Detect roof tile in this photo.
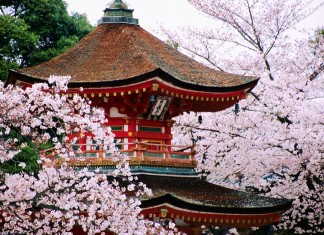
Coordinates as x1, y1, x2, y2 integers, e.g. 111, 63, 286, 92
16, 24, 258, 90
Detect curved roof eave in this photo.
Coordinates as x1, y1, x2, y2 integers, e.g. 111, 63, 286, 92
9, 68, 259, 94
137, 175, 293, 214
141, 193, 292, 214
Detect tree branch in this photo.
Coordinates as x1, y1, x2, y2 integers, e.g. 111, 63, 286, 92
309, 63, 324, 81
182, 124, 245, 138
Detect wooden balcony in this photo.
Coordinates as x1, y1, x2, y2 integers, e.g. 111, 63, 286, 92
42, 142, 197, 168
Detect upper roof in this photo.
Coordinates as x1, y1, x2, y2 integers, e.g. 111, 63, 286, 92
11, 23, 258, 92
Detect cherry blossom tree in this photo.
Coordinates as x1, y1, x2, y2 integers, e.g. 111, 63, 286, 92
167, 0, 324, 234
0, 76, 157, 234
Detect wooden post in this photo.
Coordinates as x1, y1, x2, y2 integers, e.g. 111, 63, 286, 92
191, 227, 202, 235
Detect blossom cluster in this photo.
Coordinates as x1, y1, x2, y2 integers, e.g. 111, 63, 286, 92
169, 0, 323, 233
0, 76, 155, 234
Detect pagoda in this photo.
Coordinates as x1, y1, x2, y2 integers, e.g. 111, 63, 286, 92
8, 1, 292, 234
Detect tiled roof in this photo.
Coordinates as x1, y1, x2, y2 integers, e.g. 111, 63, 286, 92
14, 24, 258, 92
139, 175, 292, 213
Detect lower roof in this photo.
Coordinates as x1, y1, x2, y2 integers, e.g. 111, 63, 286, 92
137, 174, 292, 214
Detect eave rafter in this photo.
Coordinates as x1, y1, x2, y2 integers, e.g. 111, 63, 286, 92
65, 79, 248, 102
17, 78, 247, 116
141, 204, 283, 229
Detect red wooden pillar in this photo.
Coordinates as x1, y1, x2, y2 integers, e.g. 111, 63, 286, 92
165, 120, 174, 154
78, 132, 87, 152
127, 118, 137, 157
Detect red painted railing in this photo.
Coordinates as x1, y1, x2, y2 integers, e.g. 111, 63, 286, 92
42, 142, 196, 167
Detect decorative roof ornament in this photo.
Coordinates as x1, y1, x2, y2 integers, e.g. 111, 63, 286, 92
98, 0, 139, 25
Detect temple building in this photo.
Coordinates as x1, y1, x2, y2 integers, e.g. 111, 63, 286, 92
7, 1, 292, 234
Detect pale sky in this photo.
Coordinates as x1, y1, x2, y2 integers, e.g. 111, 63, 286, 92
66, 0, 211, 30
65, 0, 324, 34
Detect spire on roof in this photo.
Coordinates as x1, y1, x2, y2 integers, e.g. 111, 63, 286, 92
108, 0, 128, 10
98, 0, 139, 25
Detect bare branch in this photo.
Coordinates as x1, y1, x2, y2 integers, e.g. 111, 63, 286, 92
309, 63, 324, 81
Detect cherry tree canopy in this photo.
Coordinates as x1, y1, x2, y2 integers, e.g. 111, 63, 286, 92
167, 0, 324, 233
0, 77, 159, 234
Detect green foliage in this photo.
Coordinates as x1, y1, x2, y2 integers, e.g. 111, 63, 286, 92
0, 146, 40, 175
0, 127, 55, 176
308, 27, 324, 81
67, 12, 94, 39
0, 59, 18, 82
314, 27, 324, 39
0, 15, 39, 80
39, 141, 55, 151
29, 35, 80, 65
0, 15, 39, 57
0, 0, 93, 81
